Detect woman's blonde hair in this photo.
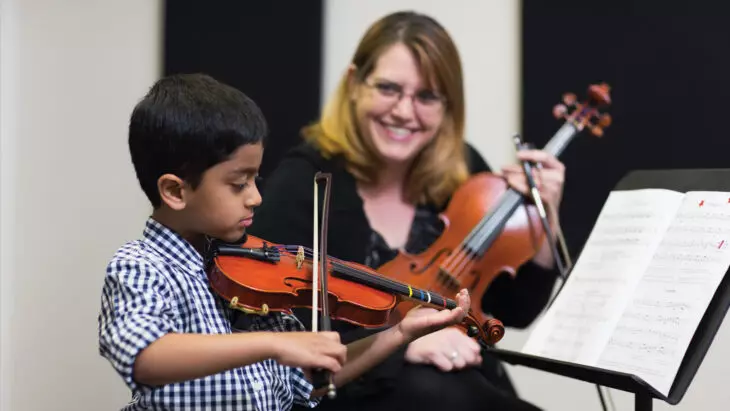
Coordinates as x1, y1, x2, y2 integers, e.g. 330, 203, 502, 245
302, 11, 469, 207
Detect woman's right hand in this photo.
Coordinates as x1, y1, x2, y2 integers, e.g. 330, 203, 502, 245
404, 327, 482, 371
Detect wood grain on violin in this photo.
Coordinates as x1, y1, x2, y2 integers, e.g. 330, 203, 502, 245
381, 84, 612, 327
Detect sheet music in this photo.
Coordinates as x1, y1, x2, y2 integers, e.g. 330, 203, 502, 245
522, 189, 686, 365
596, 191, 730, 395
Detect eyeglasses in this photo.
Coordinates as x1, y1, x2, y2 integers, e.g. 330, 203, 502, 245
362, 79, 446, 115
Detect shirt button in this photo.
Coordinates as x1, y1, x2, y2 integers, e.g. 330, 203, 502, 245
253, 379, 264, 391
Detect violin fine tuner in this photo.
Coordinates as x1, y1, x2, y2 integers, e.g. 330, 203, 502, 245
553, 83, 612, 137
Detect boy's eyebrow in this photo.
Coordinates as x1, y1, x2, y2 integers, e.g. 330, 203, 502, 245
228, 167, 259, 177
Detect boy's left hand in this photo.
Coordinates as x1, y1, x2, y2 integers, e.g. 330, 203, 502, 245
395, 289, 470, 343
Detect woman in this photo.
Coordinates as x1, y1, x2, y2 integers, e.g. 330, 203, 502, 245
246, 11, 565, 411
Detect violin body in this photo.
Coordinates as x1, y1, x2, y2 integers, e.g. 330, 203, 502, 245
209, 235, 397, 328
383, 173, 544, 326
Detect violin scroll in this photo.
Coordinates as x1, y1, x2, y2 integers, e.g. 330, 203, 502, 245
553, 82, 612, 137
461, 314, 505, 345
483, 318, 505, 344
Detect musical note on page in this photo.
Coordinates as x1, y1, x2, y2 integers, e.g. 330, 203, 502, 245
596, 191, 730, 396
523, 189, 686, 364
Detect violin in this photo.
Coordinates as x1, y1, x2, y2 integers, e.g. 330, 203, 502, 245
379, 84, 613, 326
206, 172, 505, 398
207, 235, 503, 341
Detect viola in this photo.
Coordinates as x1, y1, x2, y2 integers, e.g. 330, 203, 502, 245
206, 172, 505, 399
379, 84, 613, 326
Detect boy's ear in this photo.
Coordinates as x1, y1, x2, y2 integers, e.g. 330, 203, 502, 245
157, 173, 188, 210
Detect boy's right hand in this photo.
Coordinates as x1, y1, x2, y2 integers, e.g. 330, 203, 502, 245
272, 331, 347, 373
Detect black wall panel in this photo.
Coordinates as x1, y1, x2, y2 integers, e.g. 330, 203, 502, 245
522, 0, 730, 255
164, 1, 324, 178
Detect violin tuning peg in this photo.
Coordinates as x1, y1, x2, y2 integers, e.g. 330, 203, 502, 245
588, 83, 612, 106
562, 92, 577, 106
467, 326, 479, 338
598, 113, 612, 127
552, 104, 568, 119
590, 125, 604, 137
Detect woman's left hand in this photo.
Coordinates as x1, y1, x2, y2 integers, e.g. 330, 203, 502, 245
500, 149, 565, 213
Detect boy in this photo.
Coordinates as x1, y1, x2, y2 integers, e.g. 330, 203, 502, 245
98, 73, 470, 410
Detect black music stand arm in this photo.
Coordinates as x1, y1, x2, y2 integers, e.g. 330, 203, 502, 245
636, 393, 652, 411
485, 346, 665, 411
486, 169, 730, 411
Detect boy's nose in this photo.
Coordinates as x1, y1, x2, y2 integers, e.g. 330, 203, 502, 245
245, 185, 263, 208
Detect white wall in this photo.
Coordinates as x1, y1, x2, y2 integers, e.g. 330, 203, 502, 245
323, 1, 730, 410
0, 0, 161, 409
1, 1, 727, 410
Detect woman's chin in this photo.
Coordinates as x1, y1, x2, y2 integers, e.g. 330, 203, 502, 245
372, 139, 419, 164
377, 148, 419, 166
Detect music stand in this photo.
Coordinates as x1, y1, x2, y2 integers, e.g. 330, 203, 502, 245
486, 169, 730, 411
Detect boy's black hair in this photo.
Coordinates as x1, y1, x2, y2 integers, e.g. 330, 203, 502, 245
129, 73, 268, 208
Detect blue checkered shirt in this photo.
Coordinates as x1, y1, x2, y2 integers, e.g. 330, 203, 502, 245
98, 218, 318, 410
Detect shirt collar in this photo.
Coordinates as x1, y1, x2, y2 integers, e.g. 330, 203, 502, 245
142, 217, 204, 273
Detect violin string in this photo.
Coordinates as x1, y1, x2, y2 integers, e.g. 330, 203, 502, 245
447, 248, 477, 279
329, 260, 455, 308
432, 247, 468, 286
443, 187, 559, 287
427, 201, 500, 290
271, 245, 359, 270
439, 201, 508, 287
450, 254, 478, 285
261, 242, 459, 309
439, 233, 479, 276
278, 246, 416, 292
422, 236, 484, 292
436, 240, 481, 291
272, 243, 464, 306
272, 245, 457, 308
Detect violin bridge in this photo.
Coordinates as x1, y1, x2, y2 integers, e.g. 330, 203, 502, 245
228, 296, 270, 316
296, 246, 305, 269
437, 268, 462, 292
